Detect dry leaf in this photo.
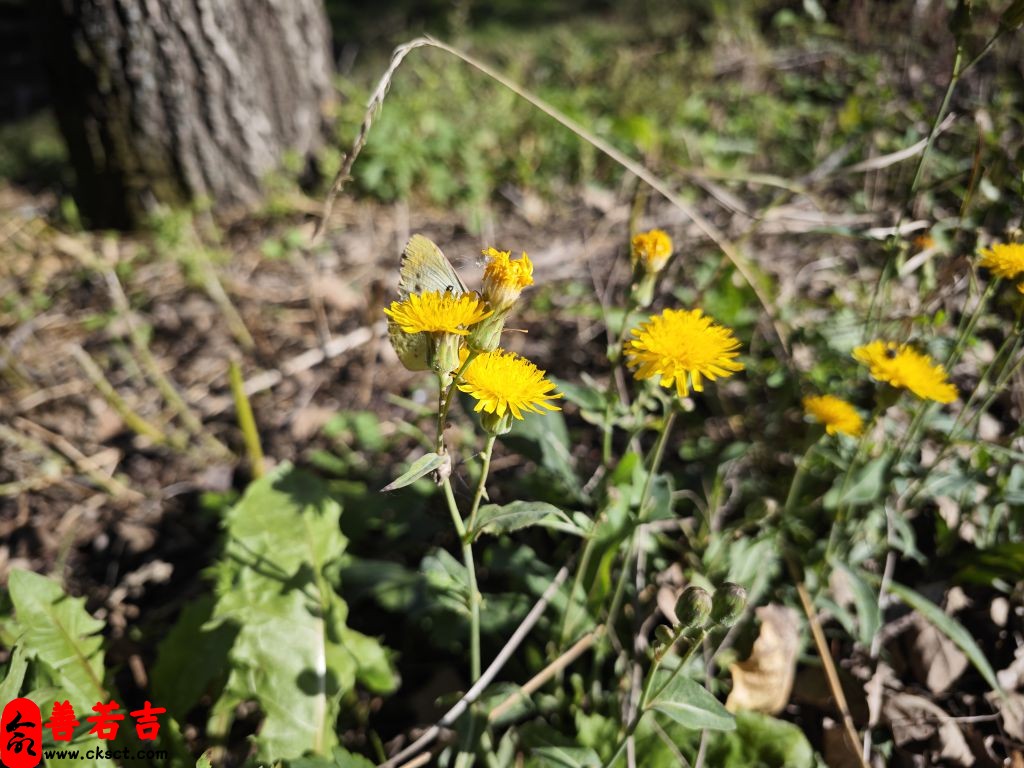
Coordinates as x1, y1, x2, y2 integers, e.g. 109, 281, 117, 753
985, 691, 1024, 742
998, 646, 1024, 691
883, 691, 975, 766
726, 604, 800, 714
908, 612, 968, 694
822, 718, 862, 768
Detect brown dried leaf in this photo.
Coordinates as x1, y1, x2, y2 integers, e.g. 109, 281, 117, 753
986, 691, 1024, 742
908, 612, 969, 694
726, 604, 800, 715
883, 692, 975, 766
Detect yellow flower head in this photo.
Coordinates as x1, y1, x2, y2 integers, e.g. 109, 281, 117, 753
1018, 282, 1024, 295
853, 341, 958, 403
625, 308, 744, 398
978, 242, 1024, 280
631, 229, 674, 274
384, 290, 491, 336
482, 247, 534, 311
458, 348, 563, 420
913, 233, 935, 251
803, 395, 863, 437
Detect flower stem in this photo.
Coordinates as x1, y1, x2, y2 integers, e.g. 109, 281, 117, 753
443, 477, 481, 681
601, 629, 706, 768
605, 409, 677, 634
468, 435, 496, 533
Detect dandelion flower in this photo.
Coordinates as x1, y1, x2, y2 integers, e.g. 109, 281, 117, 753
803, 395, 863, 437
625, 308, 744, 398
978, 242, 1024, 280
482, 247, 534, 310
853, 341, 957, 403
631, 229, 674, 274
384, 290, 491, 336
458, 348, 563, 421
1018, 282, 1024, 295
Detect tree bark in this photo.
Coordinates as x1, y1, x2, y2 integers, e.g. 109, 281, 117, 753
40, 0, 334, 228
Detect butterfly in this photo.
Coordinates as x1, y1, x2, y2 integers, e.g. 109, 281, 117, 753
387, 235, 469, 371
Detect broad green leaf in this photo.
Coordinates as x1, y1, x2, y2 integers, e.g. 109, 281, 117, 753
835, 561, 881, 647
884, 579, 1002, 695
381, 451, 445, 491
196, 754, 213, 768
646, 671, 735, 731
469, 501, 590, 540
824, 454, 890, 509
530, 746, 602, 767
8, 569, 107, 711
152, 594, 237, 720
209, 464, 396, 762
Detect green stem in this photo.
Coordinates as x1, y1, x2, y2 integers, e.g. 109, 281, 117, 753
437, 351, 479, 452
443, 477, 481, 681
605, 410, 678, 634
601, 629, 707, 768
468, 435, 496, 533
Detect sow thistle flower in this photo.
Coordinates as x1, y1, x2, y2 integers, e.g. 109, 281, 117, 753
384, 290, 491, 335
978, 242, 1024, 280
458, 348, 562, 434
630, 229, 674, 307
385, 291, 492, 383
631, 229, 673, 274
803, 395, 863, 437
625, 308, 744, 398
469, 248, 534, 352
853, 341, 958, 403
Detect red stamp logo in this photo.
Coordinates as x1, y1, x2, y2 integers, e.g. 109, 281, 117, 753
1, 698, 42, 768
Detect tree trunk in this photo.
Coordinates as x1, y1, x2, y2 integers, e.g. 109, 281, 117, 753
40, 0, 334, 228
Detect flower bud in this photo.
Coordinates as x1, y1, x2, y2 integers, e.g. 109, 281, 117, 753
482, 248, 533, 313
631, 230, 673, 275
674, 586, 713, 629
479, 408, 514, 436
466, 310, 507, 353
654, 625, 676, 646
710, 583, 747, 627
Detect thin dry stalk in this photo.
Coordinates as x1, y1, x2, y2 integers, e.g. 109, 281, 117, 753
314, 36, 791, 361
789, 562, 869, 768
69, 344, 173, 447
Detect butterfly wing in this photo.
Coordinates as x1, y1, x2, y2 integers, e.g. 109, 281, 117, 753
399, 234, 468, 297
389, 235, 467, 371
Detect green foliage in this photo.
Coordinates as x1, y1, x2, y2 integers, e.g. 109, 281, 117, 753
204, 463, 396, 762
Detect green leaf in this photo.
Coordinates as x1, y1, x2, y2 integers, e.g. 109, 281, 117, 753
835, 561, 881, 647
469, 501, 591, 540
0, 645, 29, 702
646, 671, 736, 731
824, 454, 890, 509
152, 594, 236, 720
381, 452, 445, 491
8, 569, 107, 712
196, 753, 213, 768
209, 463, 396, 762
884, 579, 1002, 695
288, 745, 376, 768
530, 746, 602, 767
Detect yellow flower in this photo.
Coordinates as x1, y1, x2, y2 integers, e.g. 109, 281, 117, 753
913, 233, 935, 251
384, 290, 491, 336
853, 341, 958, 403
625, 308, 744, 398
1018, 282, 1024, 295
482, 247, 534, 310
458, 348, 563, 421
631, 229, 674, 274
978, 242, 1024, 280
803, 395, 863, 437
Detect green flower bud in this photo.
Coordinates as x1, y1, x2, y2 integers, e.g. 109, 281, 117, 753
466, 310, 507, 353
710, 583, 748, 627
674, 586, 713, 629
479, 409, 514, 436
654, 625, 676, 646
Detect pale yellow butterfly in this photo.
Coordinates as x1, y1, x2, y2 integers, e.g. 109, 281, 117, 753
387, 235, 469, 371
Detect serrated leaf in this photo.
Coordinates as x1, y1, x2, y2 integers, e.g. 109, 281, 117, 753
8, 569, 107, 711
210, 463, 396, 762
647, 671, 735, 731
469, 501, 590, 540
884, 579, 1002, 695
381, 452, 445, 491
